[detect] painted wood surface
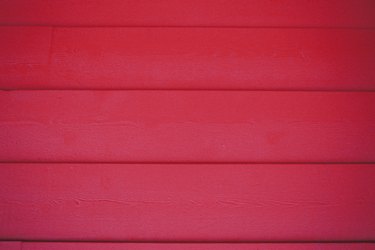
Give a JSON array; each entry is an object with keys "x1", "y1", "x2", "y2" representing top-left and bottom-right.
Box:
[
  {"x1": 0, "y1": 242, "x2": 21, "y2": 250},
  {"x1": 0, "y1": 0, "x2": 374, "y2": 27},
  {"x1": 1, "y1": 91, "x2": 374, "y2": 163},
  {"x1": 1, "y1": 164, "x2": 374, "y2": 241},
  {"x1": 1, "y1": 242, "x2": 375, "y2": 250},
  {"x1": 1, "y1": 27, "x2": 374, "y2": 90},
  {"x1": 1, "y1": 0, "x2": 374, "y2": 246},
  {"x1": 18, "y1": 242, "x2": 375, "y2": 250}
]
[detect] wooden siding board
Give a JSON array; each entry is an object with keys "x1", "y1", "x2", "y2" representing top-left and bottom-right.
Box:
[
  {"x1": 1, "y1": 27, "x2": 374, "y2": 90},
  {"x1": 0, "y1": 242, "x2": 21, "y2": 250},
  {"x1": 0, "y1": 0, "x2": 374, "y2": 27},
  {"x1": 0, "y1": 91, "x2": 374, "y2": 162},
  {"x1": 20, "y1": 242, "x2": 375, "y2": 250},
  {"x1": 1, "y1": 1, "x2": 374, "y2": 244},
  {"x1": 0, "y1": 164, "x2": 375, "y2": 241}
]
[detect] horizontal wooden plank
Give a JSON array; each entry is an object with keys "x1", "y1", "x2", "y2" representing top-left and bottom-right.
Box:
[
  {"x1": 0, "y1": 0, "x2": 374, "y2": 27},
  {"x1": 19, "y1": 242, "x2": 375, "y2": 250},
  {"x1": 1, "y1": 91, "x2": 374, "y2": 162},
  {"x1": 2, "y1": 241, "x2": 374, "y2": 250},
  {"x1": 0, "y1": 242, "x2": 21, "y2": 250},
  {"x1": 1, "y1": 27, "x2": 374, "y2": 90},
  {"x1": 2, "y1": 241, "x2": 375, "y2": 250},
  {"x1": 1, "y1": 164, "x2": 374, "y2": 241}
]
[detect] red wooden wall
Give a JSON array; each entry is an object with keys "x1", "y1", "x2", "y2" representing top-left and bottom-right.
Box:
[{"x1": 1, "y1": 1, "x2": 375, "y2": 249}]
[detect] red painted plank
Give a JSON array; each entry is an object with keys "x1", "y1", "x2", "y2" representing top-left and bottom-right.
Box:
[
  {"x1": 1, "y1": 27, "x2": 374, "y2": 90},
  {"x1": 1, "y1": 241, "x2": 374, "y2": 249},
  {"x1": 0, "y1": 0, "x2": 374, "y2": 27},
  {"x1": 20, "y1": 242, "x2": 375, "y2": 250},
  {"x1": 1, "y1": 91, "x2": 374, "y2": 162},
  {"x1": 0, "y1": 242, "x2": 21, "y2": 250},
  {"x1": 1, "y1": 164, "x2": 374, "y2": 241}
]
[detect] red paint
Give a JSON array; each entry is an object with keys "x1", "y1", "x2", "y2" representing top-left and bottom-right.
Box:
[
  {"x1": 1, "y1": 242, "x2": 375, "y2": 250},
  {"x1": 18, "y1": 242, "x2": 375, "y2": 250},
  {"x1": 1, "y1": 164, "x2": 375, "y2": 241},
  {"x1": 1, "y1": 27, "x2": 374, "y2": 90},
  {"x1": 0, "y1": 0, "x2": 374, "y2": 27},
  {"x1": 0, "y1": 242, "x2": 21, "y2": 250},
  {"x1": 1, "y1": 91, "x2": 374, "y2": 162},
  {"x1": 1, "y1": 0, "x2": 374, "y2": 246}
]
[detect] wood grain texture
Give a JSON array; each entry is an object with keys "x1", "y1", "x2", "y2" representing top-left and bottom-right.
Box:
[
  {"x1": 1, "y1": 27, "x2": 374, "y2": 90},
  {"x1": 1, "y1": 91, "x2": 374, "y2": 163},
  {"x1": 0, "y1": 0, "x2": 374, "y2": 27},
  {"x1": 1, "y1": 164, "x2": 375, "y2": 241},
  {"x1": 20, "y1": 242, "x2": 375, "y2": 250}
]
